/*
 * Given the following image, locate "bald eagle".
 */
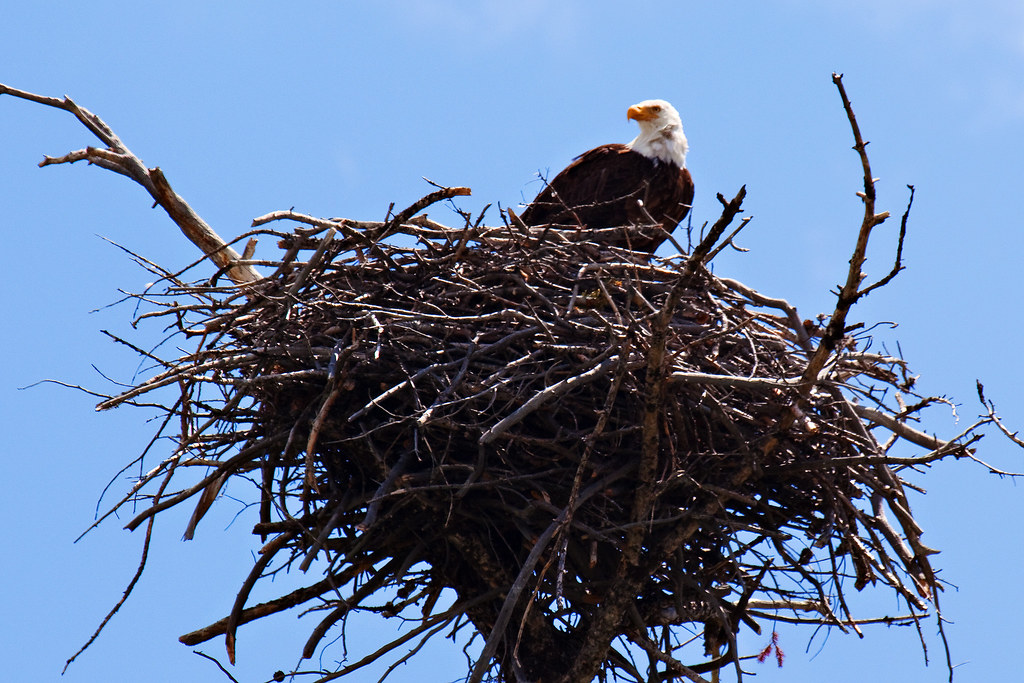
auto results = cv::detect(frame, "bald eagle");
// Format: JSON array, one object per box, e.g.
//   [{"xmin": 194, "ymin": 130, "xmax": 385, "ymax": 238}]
[{"xmin": 519, "ymin": 99, "xmax": 694, "ymax": 253}]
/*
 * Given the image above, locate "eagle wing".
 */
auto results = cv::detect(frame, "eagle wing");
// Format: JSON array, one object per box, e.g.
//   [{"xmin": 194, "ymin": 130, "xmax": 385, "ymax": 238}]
[
  {"xmin": 520, "ymin": 144, "xmax": 640, "ymax": 229},
  {"xmin": 520, "ymin": 144, "xmax": 694, "ymax": 252}
]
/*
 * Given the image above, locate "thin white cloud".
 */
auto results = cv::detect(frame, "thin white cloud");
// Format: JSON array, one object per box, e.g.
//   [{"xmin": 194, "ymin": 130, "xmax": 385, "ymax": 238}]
[
  {"xmin": 964, "ymin": 73, "xmax": 1024, "ymax": 132},
  {"xmin": 783, "ymin": 0, "xmax": 1024, "ymax": 55},
  {"xmin": 781, "ymin": 0, "xmax": 1024, "ymax": 127},
  {"xmin": 395, "ymin": 0, "xmax": 584, "ymax": 47}
]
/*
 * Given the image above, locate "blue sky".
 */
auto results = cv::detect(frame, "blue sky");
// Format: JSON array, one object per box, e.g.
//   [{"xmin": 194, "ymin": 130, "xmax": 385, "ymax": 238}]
[{"xmin": 3, "ymin": 2, "xmax": 1023, "ymax": 681}]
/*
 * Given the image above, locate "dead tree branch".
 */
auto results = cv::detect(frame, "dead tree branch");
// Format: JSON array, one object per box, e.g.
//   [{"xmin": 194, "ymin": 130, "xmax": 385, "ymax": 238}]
[{"xmin": 0, "ymin": 82, "xmax": 259, "ymax": 285}]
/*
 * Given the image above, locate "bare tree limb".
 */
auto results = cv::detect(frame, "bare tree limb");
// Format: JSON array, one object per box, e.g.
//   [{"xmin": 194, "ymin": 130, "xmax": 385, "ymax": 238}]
[
  {"xmin": 0, "ymin": 82, "xmax": 260, "ymax": 285},
  {"xmin": 799, "ymin": 73, "xmax": 893, "ymax": 390}
]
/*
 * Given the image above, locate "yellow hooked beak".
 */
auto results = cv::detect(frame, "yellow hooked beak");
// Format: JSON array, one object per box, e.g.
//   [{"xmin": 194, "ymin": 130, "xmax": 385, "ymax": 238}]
[{"xmin": 627, "ymin": 104, "xmax": 660, "ymax": 122}]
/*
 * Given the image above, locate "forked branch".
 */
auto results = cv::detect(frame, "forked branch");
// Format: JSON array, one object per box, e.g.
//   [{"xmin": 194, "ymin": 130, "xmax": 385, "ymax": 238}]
[
  {"xmin": 798, "ymin": 74, "xmax": 901, "ymax": 390},
  {"xmin": 0, "ymin": 82, "xmax": 260, "ymax": 285}
]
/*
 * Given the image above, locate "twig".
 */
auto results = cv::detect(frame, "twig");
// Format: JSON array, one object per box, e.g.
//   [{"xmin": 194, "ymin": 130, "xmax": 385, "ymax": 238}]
[
  {"xmin": 62, "ymin": 454, "xmax": 181, "ymax": 672},
  {"xmin": 859, "ymin": 185, "xmax": 914, "ymax": 298},
  {"xmin": 686, "ymin": 187, "xmax": 747, "ymax": 270},
  {"xmin": 192, "ymin": 651, "xmax": 241, "ymax": 683},
  {"xmin": 478, "ymin": 351, "xmax": 620, "ymax": 444},
  {"xmin": 179, "ymin": 576, "xmax": 339, "ymax": 645},
  {"xmin": 317, "ymin": 592, "xmax": 498, "ymax": 683},
  {"xmin": 704, "ymin": 215, "xmax": 754, "ymax": 263},
  {"xmin": 224, "ymin": 531, "xmax": 298, "ymax": 664},
  {"xmin": 373, "ymin": 185, "xmax": 472, "ymax": 243}
]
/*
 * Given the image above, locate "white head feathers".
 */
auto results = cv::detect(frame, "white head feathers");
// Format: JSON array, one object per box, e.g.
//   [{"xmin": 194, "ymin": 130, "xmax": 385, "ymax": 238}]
[{"xmin": 625, "ymin": 99, "xmax": 688, "ymax": 168}]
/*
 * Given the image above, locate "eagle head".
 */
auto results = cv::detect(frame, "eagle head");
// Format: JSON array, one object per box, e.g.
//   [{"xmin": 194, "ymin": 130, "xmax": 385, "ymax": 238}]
[{"xmin": 626, "ymin": 99, "xmax": 688, "ymax": 168}]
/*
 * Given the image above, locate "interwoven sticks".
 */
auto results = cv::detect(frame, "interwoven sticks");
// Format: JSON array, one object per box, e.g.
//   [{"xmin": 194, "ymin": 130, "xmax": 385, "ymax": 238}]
[{"xmin": 101, "ymin": 206, "xmax": 966, "ymax": 682}]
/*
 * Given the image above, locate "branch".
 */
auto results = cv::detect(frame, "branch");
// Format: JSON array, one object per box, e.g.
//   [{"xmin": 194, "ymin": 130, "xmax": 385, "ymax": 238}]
[
  {"xmin": 851, "ymin": 404, "xmax": 945, "ymax": 450},
  {"xmin": 179, "ymin": 576, "xmax": 339, "ymax": 646},
  {"xmin": 0, "ymin": 82, "xmax": 260, "ymax": 285},
  {"xmin": 467, "ymin": 463, "xmax": 636, "ymax": 683},
  {"xmin": 479, "ymin": 351, "xmax": 620, "ymax": 444},
  {"xmin": 859, "ymin": 185, "xmax": 913, "ymax": 298},
  {"xmin": 563, "ymin": 281, "xmax": 690, "ymax": 683},
  {"xmin": 686, "ymin": 186, "xmax": 747, "ymax": 270},
  {"xmin": 796, "ymin": 74, "xmax": 893, "ymax": 394},
  {"xmin": 376, "ymin": 185, "xmax": 472, "ymax": 243},
  {"xmin": 467, "ymin": 515, "xmax": 564, "ymax": 683}
]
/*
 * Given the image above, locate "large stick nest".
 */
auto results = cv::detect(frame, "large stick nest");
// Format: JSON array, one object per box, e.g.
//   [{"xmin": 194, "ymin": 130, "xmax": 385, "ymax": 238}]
[
  {"xmin": 7, "ymin": 74, "xmax": 1014, "ymax": 683},
  {"xmin": 94, "ymin": 185, "xmax": 988, "ymax": 683}
]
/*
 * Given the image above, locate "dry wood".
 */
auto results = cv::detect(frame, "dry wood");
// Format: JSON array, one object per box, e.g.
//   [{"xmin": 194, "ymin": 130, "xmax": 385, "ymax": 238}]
[
  {"xmin": 0, "ymin": 82, "xmax": 259, "ymax": 285},
  {"xmin": 76, "ymin": 195, "xmax": 992, "ymax": 682}
]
